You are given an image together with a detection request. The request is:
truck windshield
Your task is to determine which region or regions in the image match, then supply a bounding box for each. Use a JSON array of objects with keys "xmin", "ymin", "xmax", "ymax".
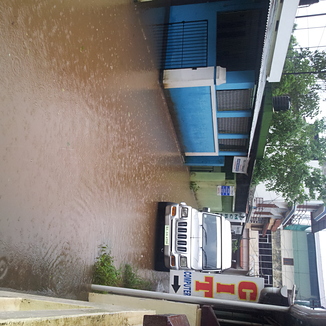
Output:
[{"xmin": 202, "ymin": 214, "xmax": 219, "ymax": 270}]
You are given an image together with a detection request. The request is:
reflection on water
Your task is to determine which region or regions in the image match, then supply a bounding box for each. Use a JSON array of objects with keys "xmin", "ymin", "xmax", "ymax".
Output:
[{"xmin": 0, "ymin": 0, "xmax": 196, "ymax": 299}]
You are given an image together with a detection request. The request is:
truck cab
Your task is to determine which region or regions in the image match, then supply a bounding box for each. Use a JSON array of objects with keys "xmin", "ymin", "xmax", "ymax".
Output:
[{"xmin": 157, "ymin": 202, "xmax": 232, "ymax": 272}]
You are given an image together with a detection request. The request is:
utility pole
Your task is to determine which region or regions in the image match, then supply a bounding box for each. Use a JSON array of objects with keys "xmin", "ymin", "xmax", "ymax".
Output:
[
  {"xmin": 283, "ymin": 71, "xmax": 326, "ymax": 75},
  {"xmin": 296, "ymin": 13, "xmax": 326, "ymax": 19}
]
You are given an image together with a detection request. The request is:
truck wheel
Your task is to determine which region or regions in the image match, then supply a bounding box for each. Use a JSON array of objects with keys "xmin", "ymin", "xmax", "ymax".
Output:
[{"xmin": 154, "ymin": 202, "xmax": 174, "ymax": 272}]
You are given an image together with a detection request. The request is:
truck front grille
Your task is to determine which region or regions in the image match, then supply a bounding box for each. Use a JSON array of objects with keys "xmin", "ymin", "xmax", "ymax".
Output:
[{"xmin": 176, "ymin": 221, "xmax": 188, "ymax": 253}]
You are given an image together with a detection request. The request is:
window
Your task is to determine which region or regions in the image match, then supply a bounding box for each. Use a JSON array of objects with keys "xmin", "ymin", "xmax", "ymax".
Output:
[
  {"xmin": 216, "ymin": 89, "xmax": 253, "ymax": 112},
  {"xmin": 216, "ymin": 10, "xmax": 266, "ymax": 71},
  {"xmin": 283, "ymin": 258, "xmax": 294, "ymax": 266},
  {"xmin": 259, "ymin": 230, "xmax": 273, "ymax": 287}
]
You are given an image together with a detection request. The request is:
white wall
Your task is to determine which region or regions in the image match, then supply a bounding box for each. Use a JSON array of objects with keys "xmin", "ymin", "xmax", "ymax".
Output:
[{"xmin": 281, "ymin": 230, "xmax": 294, "ymax": 290}]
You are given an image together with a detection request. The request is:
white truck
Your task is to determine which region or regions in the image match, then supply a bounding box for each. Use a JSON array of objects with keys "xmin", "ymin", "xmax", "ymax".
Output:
[{"xmin": 155, "ymin": 202, "xmax": 232, "ymax": 272}]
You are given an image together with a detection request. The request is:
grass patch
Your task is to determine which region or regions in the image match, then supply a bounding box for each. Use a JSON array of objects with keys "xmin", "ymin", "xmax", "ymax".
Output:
[
  {"xmin": 92, "ymin": 246, "xmax": 152, "ymax": 291},
  {"xmin": 122, "ymin": 264, "xmax": 152, "ymax": 290}
]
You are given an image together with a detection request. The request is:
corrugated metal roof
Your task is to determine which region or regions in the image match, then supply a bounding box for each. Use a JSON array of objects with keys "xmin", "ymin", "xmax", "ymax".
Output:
[{"xmin": 248, "ymin": 0, "xmax": 300, "ymax": 155}]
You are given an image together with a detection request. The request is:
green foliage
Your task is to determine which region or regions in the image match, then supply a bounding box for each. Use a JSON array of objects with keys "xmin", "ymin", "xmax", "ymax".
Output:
[
  {"xmin": 232, "ymin": 240, "xmax": 239, "ymax": 253},
  {"xmin": 92, "ymin": 246, "xmax": 152, "ymax": 290},
  {"xmin": 122, "ymin": 264, "xmax": 152, "ymax": 290},
  {"xmin": 253, "ymin": 115, "xmax": 326, "ymax": 203},
  {"xmin": 254, "ymin": 157, "xmax": 326, "ymax": 204},
  {"xmin": 272, "ymin": 36, "xmax": 325, "ymax": 119},
  {"xmin": 253, "ymin": 35, "xmax": 326, "ymax": 203},
  {"xmin": 190, "ymin": 181, "xmax": 200, "ymax": 192},
  {"xmin": 93, "ymin": 247, "xmax": 122, "ymax": 287}
]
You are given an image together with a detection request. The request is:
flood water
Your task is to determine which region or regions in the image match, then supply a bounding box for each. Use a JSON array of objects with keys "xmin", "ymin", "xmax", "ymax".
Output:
[{"xmin": 0, "ymin": 0, "xmax": 197, "ymax": 299}]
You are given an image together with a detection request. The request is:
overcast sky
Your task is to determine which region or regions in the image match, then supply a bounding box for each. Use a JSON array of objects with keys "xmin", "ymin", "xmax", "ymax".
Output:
[
  {"xmin": 295, "ymin": 1, "xmax": 326, "ymax": 50},
  {"xmin": 294, "ymin": 0, "xmax": 326, "ymax": 116}
]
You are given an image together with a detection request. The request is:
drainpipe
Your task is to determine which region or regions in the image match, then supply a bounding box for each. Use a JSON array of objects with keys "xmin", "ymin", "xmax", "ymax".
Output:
[{"xmin": 90, "ymin": 284, "xmax": 290, "ymax": 313}]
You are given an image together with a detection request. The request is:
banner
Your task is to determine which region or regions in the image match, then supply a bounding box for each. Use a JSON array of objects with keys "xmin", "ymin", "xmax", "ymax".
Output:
[
  {"xmin": 169, "ymin": 271, "xmax": 264, "ymax": 302},
  {"xmin": 232, "ymin": 156, "xmax": 249, "ymax": 174},
  {"xmin": 217, "ymin": 186, "xmax": 234, "ymax": 196},
  {"xmin": 220, "ymin": 212, "xmax": 246, "ymax": 223}
]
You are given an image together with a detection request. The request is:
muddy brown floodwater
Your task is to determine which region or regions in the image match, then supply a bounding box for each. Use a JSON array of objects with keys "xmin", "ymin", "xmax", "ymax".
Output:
[{"xmin": 0, "ymin": 0, "xmax": 197, "ymax": 299}]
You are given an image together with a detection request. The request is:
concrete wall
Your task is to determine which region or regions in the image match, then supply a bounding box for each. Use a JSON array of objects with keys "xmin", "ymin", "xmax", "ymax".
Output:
[
  {"xmin": 281, "ymin": 230, "xmax": 294, "ymax": 291},
  {"xmin": 89, "ymin": 293, "xmax": 201, "ymax": 326},
  {"xmin": 190, "ymin": 171, "xmax": 235, "ymax": 212},
  {"xmin": 248, "ymin": 229, "xmax": 260, "ymax": 277},
  {"xmin": 0, "ymin": 290, "xmax": 155, "ymax": 326},
  {"xmin": 168, "ymin": 86, "xmax": 214, "ymax": 153}
]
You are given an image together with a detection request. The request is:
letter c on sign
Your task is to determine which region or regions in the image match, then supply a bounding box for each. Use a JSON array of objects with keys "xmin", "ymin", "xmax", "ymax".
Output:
[{"xmin": 238, "ymin": 281, "xmax": 258, "ymax": 301}]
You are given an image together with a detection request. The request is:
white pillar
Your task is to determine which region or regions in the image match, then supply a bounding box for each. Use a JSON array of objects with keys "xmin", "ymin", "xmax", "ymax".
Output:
[{"xmin": 163, "ymin": 66, "xmax": 226, "ymax": 88}]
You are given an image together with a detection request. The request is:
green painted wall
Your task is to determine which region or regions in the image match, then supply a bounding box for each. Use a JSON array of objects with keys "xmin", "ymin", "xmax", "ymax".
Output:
[
  {"xmin": 292, "ymin": 231, "xmax": 311, "ymax": 300},
  {"xmin": 190, "ymin": 172, "xmax": 236, "ymax": 212}
]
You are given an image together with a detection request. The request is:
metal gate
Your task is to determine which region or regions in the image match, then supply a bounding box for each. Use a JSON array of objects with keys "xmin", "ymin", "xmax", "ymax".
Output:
[{"xmin": 153, "ymin": 20, "xmax": 208, "ymax": 69}]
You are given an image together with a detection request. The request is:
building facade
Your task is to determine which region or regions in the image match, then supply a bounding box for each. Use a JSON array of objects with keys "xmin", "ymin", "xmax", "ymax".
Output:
[{"xmin": 158, "ymin": 0, "xmax": 300, "ymax": 215}]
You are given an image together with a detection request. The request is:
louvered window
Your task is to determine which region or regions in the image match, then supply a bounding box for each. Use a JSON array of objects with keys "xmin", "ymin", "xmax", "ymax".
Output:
[
  {"xmin": 218, "ymin": 117, "xmax": 250, "ymax": 134},
  {"xmin": 219, "ymin": 139, "xmax": 247, "ymax": 152},
  {"xmin": 217, "ymin": 89, "xmax": 253, "ymax": 111}
]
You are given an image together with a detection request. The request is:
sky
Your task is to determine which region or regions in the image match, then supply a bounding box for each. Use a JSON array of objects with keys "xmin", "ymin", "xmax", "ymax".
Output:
[
  {"xmin": 294, "ymin": 0, "xmax": 326, "ymax": 117},
  {"xmin": 288, "ymin": 1, "xmax": 326, "ymax": 307},
  {"xmin": 294, "ymin": 1, "xmax": 326, "ymax": 52}
]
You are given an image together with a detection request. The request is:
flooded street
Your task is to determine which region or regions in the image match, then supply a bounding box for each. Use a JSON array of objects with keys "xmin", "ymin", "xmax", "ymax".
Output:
[{"xmin": 0, "ymin": 0, "xmax": 197, "ymax": 299}]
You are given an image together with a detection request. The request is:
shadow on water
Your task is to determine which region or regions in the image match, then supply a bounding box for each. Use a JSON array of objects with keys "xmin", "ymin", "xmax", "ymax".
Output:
[{"xmin": 0, "ymin": 0, "xmax": 196, "ymax": 299}]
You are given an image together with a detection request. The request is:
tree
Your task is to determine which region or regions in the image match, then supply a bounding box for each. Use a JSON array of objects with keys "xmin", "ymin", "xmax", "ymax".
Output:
[
  {"xmin": 253, "ymin": 36, "xmax": 326, "ymax": 204},
  {"xmin": 272, "ymin": 36, "xmax": 325, "ymax": 119},
  {"xmin": 253, "ymin": 115, "xmax": 326, "ymax": 203}
]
